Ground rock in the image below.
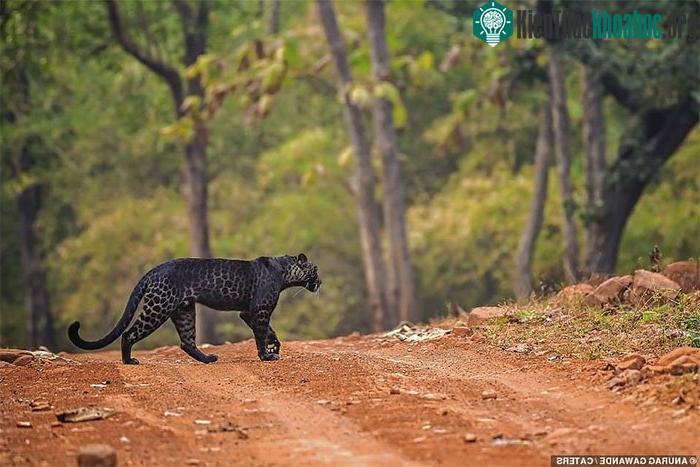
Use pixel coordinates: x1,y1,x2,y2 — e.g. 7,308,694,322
467,307,506,327
77,444,117,467
16,421,32,428
556,284,594,304
481,389,497,400
641,365,669,378
422,393,447,401
506,343,529,353
0,348,33,363
617,353,646,371
607,369,642,388
452,326,471,337
656,347,700,366
585,276,633,307
12,355,35,366
667,356,699,375
463,433,477,443
662,261,700,292
56,407,115,423
629,270,681,305
185,460,201,466
389,387,401,395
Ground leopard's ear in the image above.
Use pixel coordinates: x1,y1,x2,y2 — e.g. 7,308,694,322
297,253,308,264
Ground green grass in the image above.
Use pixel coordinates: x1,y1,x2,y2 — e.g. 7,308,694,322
478,292,700,360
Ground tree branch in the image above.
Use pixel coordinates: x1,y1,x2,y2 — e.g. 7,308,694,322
104,0,184,110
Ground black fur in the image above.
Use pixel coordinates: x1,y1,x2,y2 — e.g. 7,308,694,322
68,254,321,364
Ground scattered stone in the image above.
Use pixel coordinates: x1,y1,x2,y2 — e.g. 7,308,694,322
656,347,700,366
51,421,62,428
56,407,115,423
163,410,183,417
422,393,447,401
30,400,51,411
413,436,426,443
384,322,451,342
421,424,432,430
451,326,471,337
315,399,331,405
491,434,528,446
607,369,642,389
77,444,116,467
467,307,507,327
0,348,33,363
556,284,594,304
662,261,699,292
629,270,681,305
194,419,211,425
463,433,477,443
585,275,633,307
667,356,699,375
389,387,401,395
119,436,130,444
481,389,497,400
641,365,668,378
672,394,685,405
185,460,201,466
12,355,35,367
506,343,529,353
617,353,646,372
433,428,448,434
16,421,32,428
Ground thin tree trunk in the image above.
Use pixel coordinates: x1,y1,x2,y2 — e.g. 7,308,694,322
317,0,390,331
365,0,416,325
267,0,281,35
581,64,606,277
15,144,55,349
514,94,552,301
548,48,580,284
106,0,217,343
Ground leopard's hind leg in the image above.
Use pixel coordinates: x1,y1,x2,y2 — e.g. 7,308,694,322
121,297,175,364
172,300,218,364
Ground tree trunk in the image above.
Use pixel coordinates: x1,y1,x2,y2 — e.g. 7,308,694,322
106,0,217,343
317,0,390,331
513,94,552,301
267,0,281,35
365,0,417,325
15,144,55,349
580,64,606,277
586,99,698,274
548,49,580,283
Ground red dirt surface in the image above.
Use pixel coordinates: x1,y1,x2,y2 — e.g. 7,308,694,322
1,334,698,466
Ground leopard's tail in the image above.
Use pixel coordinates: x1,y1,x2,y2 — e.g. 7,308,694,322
68,275,148,350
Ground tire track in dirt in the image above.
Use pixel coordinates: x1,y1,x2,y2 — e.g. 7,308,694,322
1,334,698,466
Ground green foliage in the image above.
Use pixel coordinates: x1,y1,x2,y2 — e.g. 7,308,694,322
1,0,697,349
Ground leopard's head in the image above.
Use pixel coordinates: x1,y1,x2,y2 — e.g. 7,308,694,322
284,253,321,292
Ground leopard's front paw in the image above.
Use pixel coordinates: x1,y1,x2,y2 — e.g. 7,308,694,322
123,357,140,365
258,352,280,362
203,354,218,364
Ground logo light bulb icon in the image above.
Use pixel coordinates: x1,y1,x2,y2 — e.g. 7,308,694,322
480,8,506,46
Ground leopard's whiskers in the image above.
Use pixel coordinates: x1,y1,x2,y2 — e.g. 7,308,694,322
292,286,306,298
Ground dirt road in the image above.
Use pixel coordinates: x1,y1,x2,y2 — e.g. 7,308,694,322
1,333,698,466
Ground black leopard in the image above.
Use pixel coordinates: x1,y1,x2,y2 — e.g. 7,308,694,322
68,254,321,364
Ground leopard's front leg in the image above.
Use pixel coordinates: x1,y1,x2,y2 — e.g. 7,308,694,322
241,312,281,360
252,309,279,361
